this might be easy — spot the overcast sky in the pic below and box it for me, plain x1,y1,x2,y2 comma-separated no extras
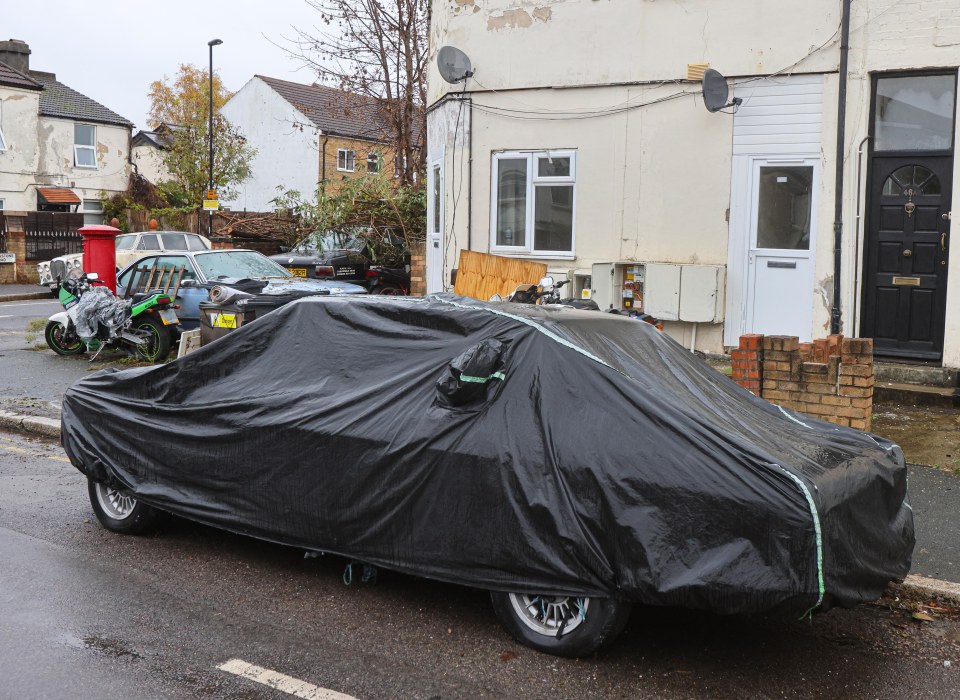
5,0,325,131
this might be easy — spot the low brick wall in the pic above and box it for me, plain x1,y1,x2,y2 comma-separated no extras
731,333,875,431
409,242,426,296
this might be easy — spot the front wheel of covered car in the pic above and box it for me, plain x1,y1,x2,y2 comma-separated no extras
88,479,162,535
490,592,632,657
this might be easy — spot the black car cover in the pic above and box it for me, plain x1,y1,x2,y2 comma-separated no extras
62,295,914,617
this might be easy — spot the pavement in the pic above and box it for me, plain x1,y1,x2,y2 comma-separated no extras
0,283,51,302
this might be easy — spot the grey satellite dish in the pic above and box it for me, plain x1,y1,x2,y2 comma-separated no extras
702,68,742,112
438,46,474,84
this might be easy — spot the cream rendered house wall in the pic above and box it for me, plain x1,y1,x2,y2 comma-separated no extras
0,85,42,210
132,143,170,185
34,116,130,204
222,77,321,212
429,0,960,363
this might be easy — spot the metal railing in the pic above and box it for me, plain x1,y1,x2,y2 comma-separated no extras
24,212,83,260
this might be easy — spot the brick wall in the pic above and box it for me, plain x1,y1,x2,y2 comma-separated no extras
409,242,426,296
0,212,32,283
731,333,875,431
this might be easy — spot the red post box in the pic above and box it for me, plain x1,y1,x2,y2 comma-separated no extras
80,224,120,294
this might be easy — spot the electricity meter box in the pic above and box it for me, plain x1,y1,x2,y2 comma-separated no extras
590,262,725,322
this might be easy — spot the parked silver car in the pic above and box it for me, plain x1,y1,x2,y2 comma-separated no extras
38,231,211,293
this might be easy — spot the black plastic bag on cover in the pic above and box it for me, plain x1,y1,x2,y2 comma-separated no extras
436,338,505,406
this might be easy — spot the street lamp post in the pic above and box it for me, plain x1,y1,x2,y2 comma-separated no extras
207,38,223,237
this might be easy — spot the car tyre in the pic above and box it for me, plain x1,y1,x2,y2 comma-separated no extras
44,320,86,355
87,479,162,535
133,315,172,363
490,591,632,657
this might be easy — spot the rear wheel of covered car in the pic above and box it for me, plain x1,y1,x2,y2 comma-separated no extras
87,479,162,535
490,592,632,657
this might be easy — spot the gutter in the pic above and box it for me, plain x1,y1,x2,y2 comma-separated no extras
831,0,853,335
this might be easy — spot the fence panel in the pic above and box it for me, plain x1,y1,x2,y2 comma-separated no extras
24,212,84,260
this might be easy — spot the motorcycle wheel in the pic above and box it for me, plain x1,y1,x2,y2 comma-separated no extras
44,320,86,356
133,315,172,363
490,591,631,658
374,285,405,296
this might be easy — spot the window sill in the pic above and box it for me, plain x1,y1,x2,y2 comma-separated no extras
489,249,576,261
74,165,98,170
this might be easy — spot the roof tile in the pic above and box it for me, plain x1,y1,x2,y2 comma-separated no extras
27,70,133,129
0,60,42,90
256,76,392,143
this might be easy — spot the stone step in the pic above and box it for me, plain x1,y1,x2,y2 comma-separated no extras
874,362,958,389
874,381,960,408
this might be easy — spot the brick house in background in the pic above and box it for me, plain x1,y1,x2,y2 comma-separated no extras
221,76,405,212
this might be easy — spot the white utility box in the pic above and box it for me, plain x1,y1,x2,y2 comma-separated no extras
589,261,725,321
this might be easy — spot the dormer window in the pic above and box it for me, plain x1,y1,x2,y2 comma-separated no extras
74,124,96,168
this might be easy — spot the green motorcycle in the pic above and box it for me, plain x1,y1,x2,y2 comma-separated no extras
45,273,179,363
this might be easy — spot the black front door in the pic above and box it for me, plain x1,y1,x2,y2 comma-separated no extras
861,72,956,360
861,157,952,359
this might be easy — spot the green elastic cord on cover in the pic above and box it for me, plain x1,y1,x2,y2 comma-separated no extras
459,371,505,384
773,464,825,618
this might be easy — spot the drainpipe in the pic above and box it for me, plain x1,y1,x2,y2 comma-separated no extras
320,133,329,196
831,0,853,335
466,95,473,251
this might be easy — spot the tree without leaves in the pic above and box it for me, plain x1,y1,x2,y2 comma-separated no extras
287,0,428,187
147,65,255,207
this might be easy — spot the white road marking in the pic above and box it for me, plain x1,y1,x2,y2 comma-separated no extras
0,300,59,307
0,315,12,318
217,659,358,700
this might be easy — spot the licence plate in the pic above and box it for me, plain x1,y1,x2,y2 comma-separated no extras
291,267,307,277
158,309,179,326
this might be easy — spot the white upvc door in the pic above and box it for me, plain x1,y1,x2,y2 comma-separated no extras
426,157,444,293
744,156,819,342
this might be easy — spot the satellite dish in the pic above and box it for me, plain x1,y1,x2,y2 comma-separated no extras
702,68,741,113
438,46,474,84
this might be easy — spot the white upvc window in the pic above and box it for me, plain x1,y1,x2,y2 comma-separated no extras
74,124,97,168
337,148,355,172
490,150,576,257
367,152,380,173
0,99,6,151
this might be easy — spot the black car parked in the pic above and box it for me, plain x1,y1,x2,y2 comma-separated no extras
269,231,410,295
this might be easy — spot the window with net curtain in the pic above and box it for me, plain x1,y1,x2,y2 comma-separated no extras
493,151,576,256
874,74,956,152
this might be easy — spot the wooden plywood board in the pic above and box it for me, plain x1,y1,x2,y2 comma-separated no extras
453,250,548,301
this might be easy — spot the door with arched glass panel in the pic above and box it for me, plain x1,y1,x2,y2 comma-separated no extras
862,73,955,360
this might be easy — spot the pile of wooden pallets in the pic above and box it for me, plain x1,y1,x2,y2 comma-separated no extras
123,262,187,300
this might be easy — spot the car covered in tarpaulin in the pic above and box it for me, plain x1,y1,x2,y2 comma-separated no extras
61,294,914,656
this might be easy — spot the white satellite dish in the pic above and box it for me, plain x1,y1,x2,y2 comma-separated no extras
438,46,474,84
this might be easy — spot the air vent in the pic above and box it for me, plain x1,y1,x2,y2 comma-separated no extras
687,63,710,81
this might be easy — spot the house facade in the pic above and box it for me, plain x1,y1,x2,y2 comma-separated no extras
426,1,960,369
221,76,400,213
0,39,132,223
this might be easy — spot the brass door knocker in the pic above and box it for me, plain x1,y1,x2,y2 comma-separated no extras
904,188,916,218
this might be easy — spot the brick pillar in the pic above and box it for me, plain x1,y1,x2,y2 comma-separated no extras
731,333,764,395
3,212,30,283
838,337,875,431
409,242,426,296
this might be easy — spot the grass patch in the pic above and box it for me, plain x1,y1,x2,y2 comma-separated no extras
23,317,47,344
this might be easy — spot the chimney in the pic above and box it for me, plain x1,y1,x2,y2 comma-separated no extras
0,39,30,74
